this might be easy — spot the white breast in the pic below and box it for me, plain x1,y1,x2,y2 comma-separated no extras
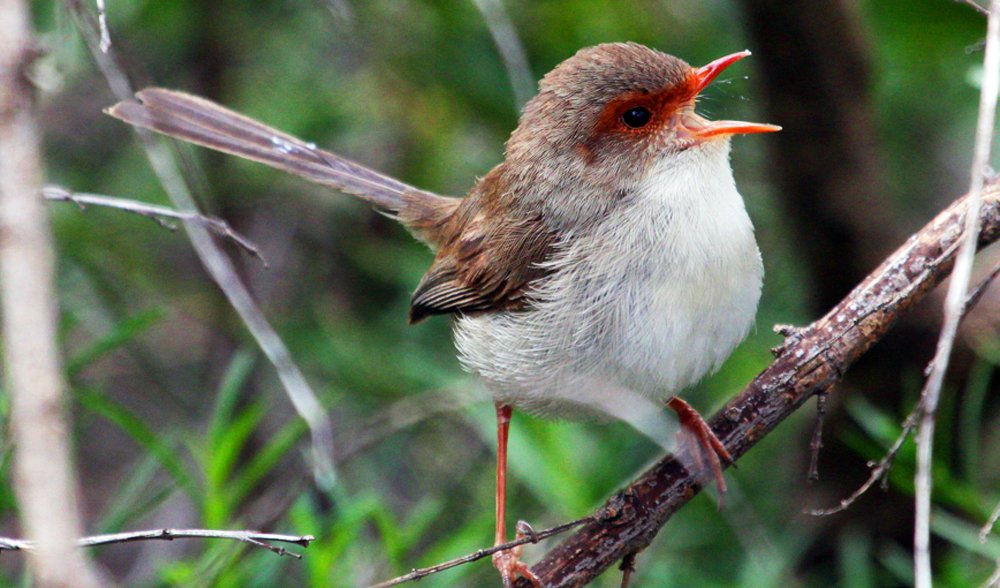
453,141,763,419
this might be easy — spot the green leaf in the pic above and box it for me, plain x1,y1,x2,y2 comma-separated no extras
227,418,307,507
203,401,267,527
77,388,198,500
66,308,165,377
208,349,257,450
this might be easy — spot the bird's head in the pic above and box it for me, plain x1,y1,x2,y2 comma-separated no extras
505,43,779,199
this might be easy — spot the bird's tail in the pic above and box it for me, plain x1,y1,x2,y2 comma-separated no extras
107,88,458,247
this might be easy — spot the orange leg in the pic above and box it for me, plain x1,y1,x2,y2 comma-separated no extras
491,403,541,587
495,403,511,547
667,397,733,499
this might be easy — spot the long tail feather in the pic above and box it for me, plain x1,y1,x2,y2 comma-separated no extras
107,88,459,246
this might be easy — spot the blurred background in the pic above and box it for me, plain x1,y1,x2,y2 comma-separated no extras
4,0,1000,585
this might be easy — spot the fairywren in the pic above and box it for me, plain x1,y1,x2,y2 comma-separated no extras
109,42,779,586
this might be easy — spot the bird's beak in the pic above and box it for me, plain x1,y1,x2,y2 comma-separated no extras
680,50,781,139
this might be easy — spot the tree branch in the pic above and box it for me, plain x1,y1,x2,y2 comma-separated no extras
514,187,1000,587
43,185,267,265
0,1,101,586
369,516,592,588
0,529,314,559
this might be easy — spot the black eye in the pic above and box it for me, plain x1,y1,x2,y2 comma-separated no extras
621,106,652,128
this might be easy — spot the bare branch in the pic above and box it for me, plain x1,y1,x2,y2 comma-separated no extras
915,2,1000,585
808,400,923,517
964,260,1000,311
0,529,314,559
807,391,827,482
64,0,339,490
0,2,101,586
985,559,1000,588
619,552,637,588
982,500,1000,543
95,0,110,52
368,516,592,588
958,0,991,16
43,185,267,265
808,260,1000,516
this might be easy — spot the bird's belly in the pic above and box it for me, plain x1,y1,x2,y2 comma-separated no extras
609,264,761,395
453,145,763,419
453,248,762,419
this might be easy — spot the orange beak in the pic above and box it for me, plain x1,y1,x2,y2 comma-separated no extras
679,50,781,139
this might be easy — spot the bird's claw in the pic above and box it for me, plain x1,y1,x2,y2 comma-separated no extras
667,396,733,505
492,548,541,587
492,521,542,587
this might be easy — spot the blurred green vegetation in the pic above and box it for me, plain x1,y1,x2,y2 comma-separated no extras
1,0,997,586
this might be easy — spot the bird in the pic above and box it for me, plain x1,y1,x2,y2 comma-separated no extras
107,42,779,587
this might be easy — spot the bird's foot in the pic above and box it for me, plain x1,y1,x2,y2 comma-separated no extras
667,396,733,503
492,521,542,587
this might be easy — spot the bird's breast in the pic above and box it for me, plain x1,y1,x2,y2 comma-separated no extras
454,144,763,418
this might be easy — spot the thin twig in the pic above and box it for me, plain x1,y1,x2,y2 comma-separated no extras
985,558,1000,588
959,0,991,16
808,262,1000,517
65,0,339,490
44,186,267,265
807,400,923,516
981,501,1000,542
965,260,1000,310
470,0,535,109
619,552,637,588
368,516,593,588
95,0,110,51
915,2,1000,585
807,391,827,482
0,529,314,559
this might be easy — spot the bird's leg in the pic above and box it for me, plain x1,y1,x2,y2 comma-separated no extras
491,403,541,587
667,397,733,498
494,403,511,547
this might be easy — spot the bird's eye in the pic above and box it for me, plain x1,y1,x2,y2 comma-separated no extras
621,106,652,129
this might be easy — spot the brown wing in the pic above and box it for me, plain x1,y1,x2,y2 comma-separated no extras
408,175,558,323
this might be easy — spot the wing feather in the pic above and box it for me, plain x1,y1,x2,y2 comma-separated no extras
409,180,557,323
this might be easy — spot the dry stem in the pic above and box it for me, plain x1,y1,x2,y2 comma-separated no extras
0,529,314,559
914,3,999,585
43,186,266,264
0,1,101,585
368,516,592,588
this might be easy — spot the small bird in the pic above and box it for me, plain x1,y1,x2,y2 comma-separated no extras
108,42,779,586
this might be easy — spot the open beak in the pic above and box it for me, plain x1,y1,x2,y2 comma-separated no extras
679,50,781,139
